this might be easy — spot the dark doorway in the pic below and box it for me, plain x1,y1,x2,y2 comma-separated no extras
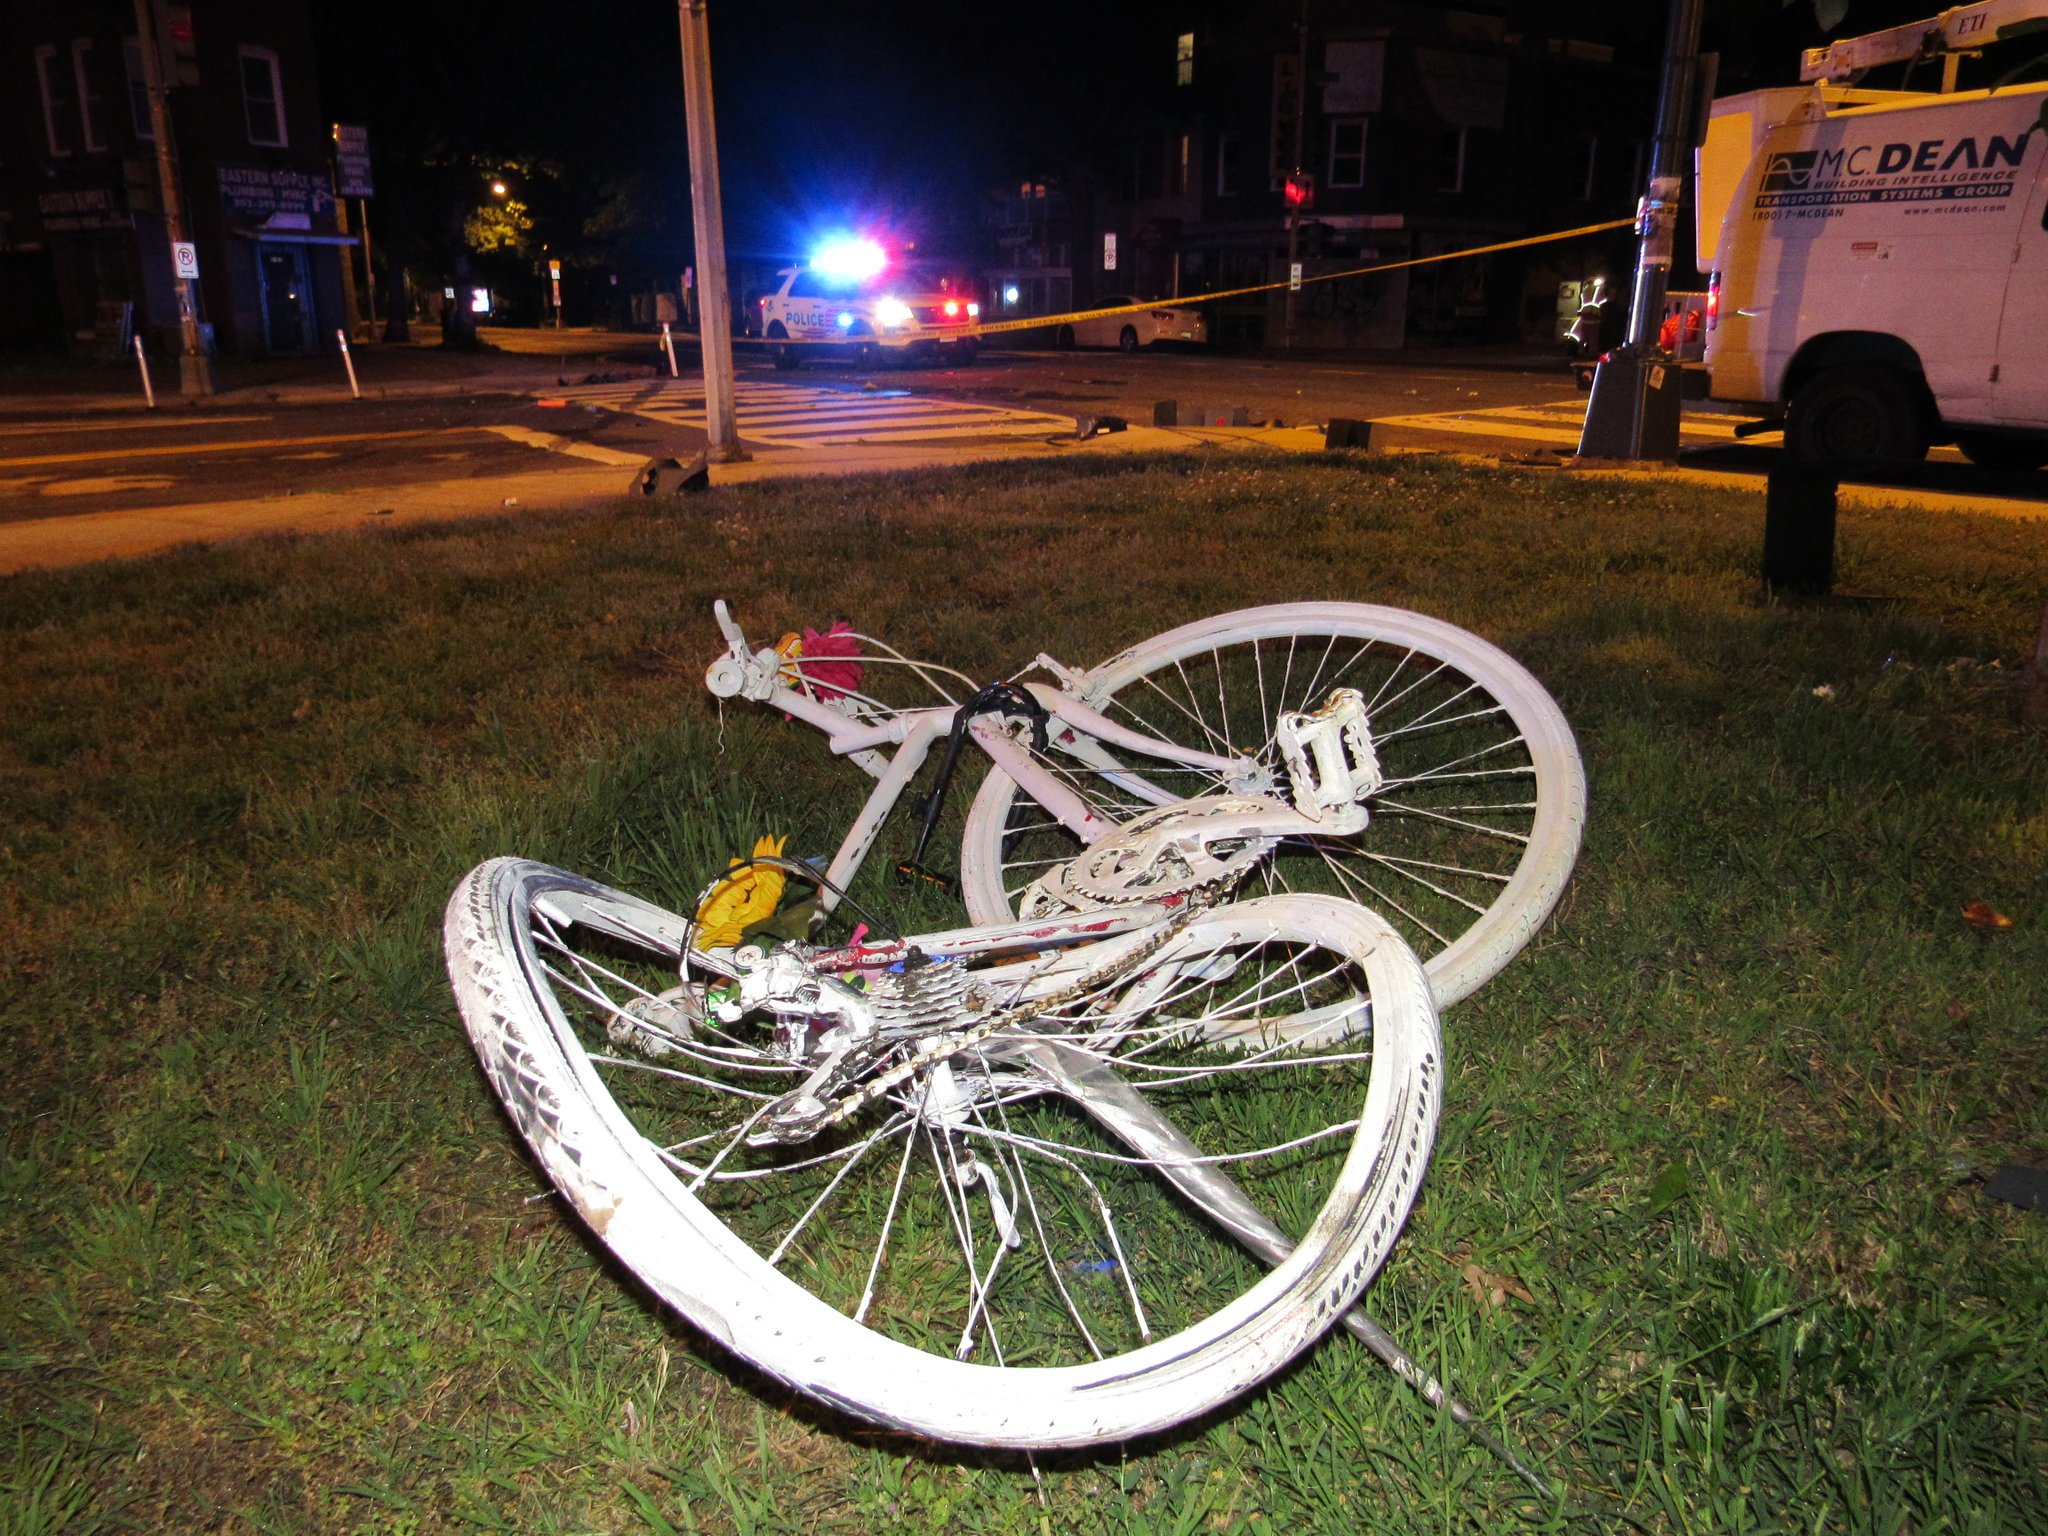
257,243,313,351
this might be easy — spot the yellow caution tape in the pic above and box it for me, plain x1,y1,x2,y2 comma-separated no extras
752,216,1634,348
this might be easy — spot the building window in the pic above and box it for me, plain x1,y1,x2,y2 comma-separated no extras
73,41,108,153
239,46,285,147
125,39,155,140
1216,131,1241,196
1328,119,1365,188
36,46,76,157
1175,31,1194,87
1438,126,1468,193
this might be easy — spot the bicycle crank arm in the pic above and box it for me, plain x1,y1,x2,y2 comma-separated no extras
1011,1039,1552,1500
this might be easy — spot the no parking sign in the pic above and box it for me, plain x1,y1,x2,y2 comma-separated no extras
172,241,198,279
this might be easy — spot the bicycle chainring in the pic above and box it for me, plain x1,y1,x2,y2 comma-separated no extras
1039,797,1286,909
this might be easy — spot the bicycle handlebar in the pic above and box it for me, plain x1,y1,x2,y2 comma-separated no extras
713,599,747,651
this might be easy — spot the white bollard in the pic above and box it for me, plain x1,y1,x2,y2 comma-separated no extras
133,334,156,409
661,321,679,379
337,328,361,399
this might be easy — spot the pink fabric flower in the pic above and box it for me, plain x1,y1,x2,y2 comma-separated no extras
796,621,863,701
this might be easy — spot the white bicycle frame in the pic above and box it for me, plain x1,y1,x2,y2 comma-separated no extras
705,599,1260,917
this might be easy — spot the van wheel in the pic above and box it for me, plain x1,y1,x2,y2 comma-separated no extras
1054,325,1075,350
1785,367,1929,464
1953,432,2048,472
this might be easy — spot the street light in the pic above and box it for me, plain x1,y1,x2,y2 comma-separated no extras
490,180,509,197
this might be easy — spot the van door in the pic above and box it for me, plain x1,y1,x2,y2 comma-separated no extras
1990,144,2048,425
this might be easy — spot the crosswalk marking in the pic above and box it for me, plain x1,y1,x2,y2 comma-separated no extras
1369,397,1767,447
539,380,1076,447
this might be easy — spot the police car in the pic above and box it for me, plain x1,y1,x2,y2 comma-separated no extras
759,260,981,370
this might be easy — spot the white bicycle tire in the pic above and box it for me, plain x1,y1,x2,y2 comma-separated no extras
960,602,1586,1009
444,857,1440,1449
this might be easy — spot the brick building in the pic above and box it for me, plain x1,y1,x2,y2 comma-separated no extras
1,0,348,356
1077,1,1652,349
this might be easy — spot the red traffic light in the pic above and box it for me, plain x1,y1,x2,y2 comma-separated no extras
1283,172,1315,211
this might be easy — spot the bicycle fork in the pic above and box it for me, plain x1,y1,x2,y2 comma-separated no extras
1013,1037,1553,1499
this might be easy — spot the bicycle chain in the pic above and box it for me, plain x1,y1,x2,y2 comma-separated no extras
762,909,1195,1140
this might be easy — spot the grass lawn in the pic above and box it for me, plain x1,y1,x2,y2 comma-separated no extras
2,452,2044,1534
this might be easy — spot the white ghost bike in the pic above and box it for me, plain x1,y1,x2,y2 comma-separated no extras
442,601,1581,1452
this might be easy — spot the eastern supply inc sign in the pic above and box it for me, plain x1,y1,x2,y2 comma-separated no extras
1753,122,2034,218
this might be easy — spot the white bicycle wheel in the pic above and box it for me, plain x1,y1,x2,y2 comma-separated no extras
444,858,1440,1449
960,603,1586,1008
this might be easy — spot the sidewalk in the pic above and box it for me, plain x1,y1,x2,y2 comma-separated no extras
0,330,662,414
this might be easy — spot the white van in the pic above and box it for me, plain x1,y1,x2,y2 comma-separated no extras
1696,77,2048,467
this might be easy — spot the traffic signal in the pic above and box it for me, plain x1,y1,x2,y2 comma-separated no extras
1283,171,1315,213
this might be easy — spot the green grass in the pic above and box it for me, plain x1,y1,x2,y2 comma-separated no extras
2,451,2045,1533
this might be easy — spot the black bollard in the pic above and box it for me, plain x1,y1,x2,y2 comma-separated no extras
1762,464,1838,596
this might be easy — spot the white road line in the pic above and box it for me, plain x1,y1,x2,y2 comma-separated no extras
1367,399,1747,446
0,414,274,437
806,421,1070,445
542,381,1074,449
485,424,648,466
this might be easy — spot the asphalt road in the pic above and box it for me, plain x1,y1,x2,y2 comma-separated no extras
0,393,681,521
4,338,2043,540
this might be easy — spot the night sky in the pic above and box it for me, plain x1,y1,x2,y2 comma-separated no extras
312,0,1994,270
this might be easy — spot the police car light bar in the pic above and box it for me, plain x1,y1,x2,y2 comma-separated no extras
812,237,886,280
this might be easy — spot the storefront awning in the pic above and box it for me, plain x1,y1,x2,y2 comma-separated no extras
227,227,360,246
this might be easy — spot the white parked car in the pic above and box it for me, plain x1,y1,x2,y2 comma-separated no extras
1054,296,1207,352
759,263,980,370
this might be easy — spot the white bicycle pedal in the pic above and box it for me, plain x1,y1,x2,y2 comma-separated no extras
1275,688,1379,831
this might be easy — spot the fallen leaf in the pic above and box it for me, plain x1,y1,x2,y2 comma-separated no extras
1811,683,1836,700
1962,900,2015,931
1946,1002,1970,1022
290,698,313,721
1461,1263,1535,1311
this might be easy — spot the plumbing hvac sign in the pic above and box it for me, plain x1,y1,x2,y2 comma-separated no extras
217,165,335,221
1752,120,2035,221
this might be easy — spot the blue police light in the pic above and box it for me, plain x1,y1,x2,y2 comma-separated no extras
837,312,856,329
1003,285,1021,306
813,237,886,281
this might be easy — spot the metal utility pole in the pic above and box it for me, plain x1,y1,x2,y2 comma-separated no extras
1283,2,1309,349
1577,0,1706,460
132,0,213,396
335,196,363,339
677,0,747,462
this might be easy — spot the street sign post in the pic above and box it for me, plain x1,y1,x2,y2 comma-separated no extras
1104,233,1117,272
133,0,211,395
